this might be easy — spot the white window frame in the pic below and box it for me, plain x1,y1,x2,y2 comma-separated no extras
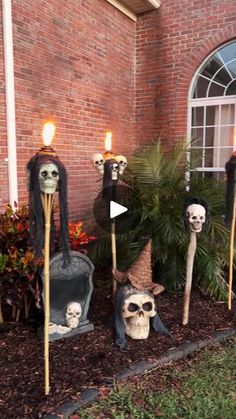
188,41,236,177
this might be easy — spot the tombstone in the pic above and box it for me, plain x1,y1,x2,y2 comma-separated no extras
42,250,94,341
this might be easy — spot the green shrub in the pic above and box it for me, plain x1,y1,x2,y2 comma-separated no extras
90,141,229,300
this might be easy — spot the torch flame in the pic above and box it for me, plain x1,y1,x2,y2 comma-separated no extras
42,122,56,147
105,131,112,152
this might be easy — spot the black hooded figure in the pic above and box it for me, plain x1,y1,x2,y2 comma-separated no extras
102,158,119,206
225,153,236,228
27,153,70,266
114,285,172,349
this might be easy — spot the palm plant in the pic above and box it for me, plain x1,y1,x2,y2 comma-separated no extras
90,141,229,300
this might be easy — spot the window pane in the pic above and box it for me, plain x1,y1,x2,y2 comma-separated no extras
192,107,204,126
191,148,203,167
219,126,234,147
191,127,203,146
205,127,216,146
204,172,225,180
219,147,234,167
193,76,209,98
206,106,219,125
213,67,231,86
208,82,225,97
221,104,234,125
202,57,222,79
205,148,214,167
226,59,236,79
217,43,236,65
226,80,236,95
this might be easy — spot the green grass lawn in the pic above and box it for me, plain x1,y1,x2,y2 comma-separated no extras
78,337,236,419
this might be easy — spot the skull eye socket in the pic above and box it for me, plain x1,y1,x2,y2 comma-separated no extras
52,171,59,177
41,170,48,178
142,302,153,311
192,216,198,220
127,303,139,312
75,312,80,315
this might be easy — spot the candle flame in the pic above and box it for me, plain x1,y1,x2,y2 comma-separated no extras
42,122,56,146
105,131,112,152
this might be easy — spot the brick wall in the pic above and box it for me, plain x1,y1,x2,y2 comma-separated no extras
0,3,8,209
136,0,236,147
0,0,136,218
1,0,236,218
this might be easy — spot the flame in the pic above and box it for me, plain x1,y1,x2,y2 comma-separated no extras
42,122,56,146
105,131,112,152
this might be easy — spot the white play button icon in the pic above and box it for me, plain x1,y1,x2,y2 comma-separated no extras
110,200,128,219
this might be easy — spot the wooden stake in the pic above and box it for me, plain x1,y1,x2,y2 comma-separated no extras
183,231,197,325
228,192,236,310
111,220,117,294
41,193,54,396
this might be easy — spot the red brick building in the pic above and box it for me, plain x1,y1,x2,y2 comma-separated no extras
1,0,236,218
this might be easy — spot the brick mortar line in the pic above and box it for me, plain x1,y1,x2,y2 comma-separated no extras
43,328,236,419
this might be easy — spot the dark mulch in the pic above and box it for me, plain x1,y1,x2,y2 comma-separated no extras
0,272,235,419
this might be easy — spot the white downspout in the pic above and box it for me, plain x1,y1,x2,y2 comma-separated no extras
2,0,18,207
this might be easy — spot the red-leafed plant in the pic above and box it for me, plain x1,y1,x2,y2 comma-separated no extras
0,204,97,323
0,204,43,323
68,222,97,252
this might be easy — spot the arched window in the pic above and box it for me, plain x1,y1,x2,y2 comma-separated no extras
188,41,236,179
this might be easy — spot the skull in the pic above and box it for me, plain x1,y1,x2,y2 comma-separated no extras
92,153,104,175
38,162,59,194
186,204,206,233
115,155,127,175
122,293,156,339
65,301,82,329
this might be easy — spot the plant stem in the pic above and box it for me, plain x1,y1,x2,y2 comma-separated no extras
12,305,16,319
16,308,20,322
24,294,32,319
0,294,4,323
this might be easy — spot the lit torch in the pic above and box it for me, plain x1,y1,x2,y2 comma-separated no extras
104,131,114,160
225,131,236,309
38,121,56,156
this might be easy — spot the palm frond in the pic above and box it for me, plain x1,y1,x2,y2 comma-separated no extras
92,140,230,300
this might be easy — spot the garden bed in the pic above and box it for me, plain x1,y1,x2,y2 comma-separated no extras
0,271,235,418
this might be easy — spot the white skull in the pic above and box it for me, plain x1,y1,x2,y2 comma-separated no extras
65,301,82,329
115,155,127,175
39,162,59,194
122,293,156,339
111,162,119,180
92,153,104,175
186,204,206,233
